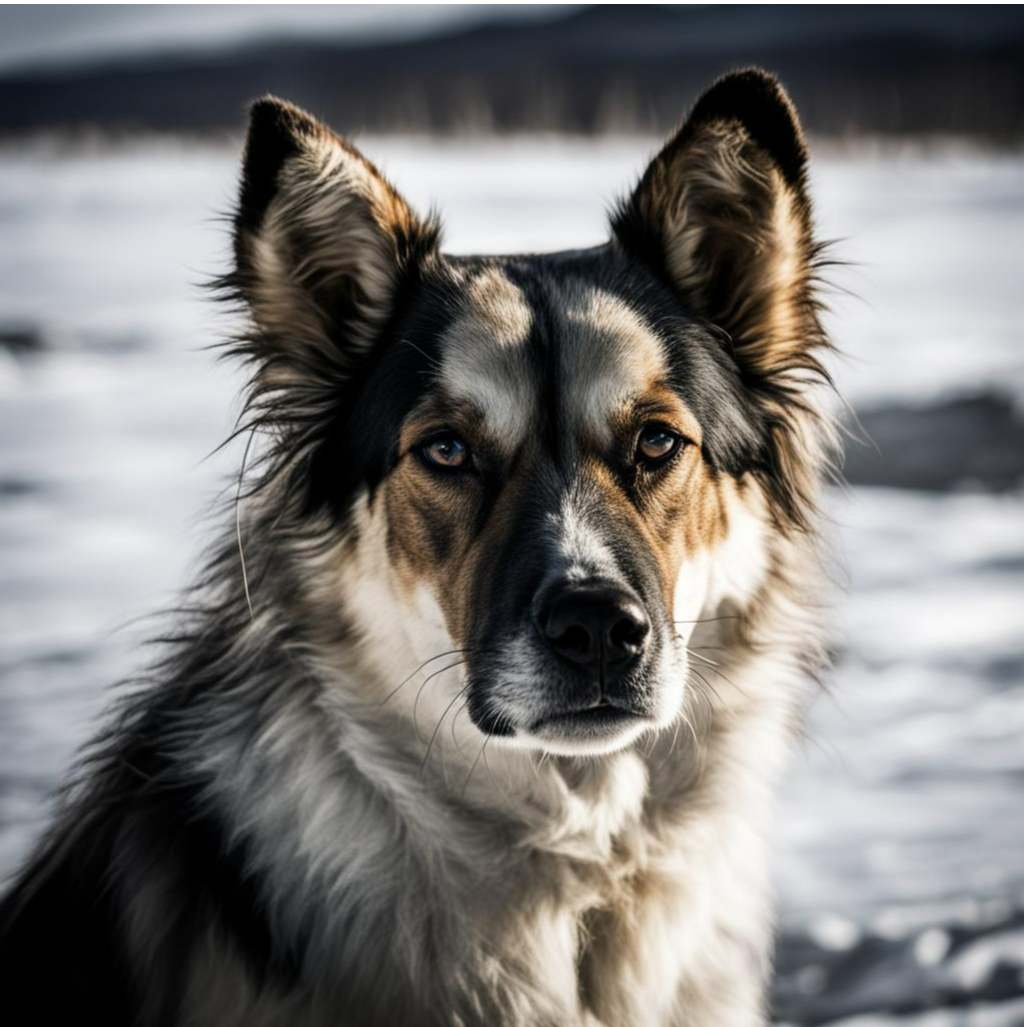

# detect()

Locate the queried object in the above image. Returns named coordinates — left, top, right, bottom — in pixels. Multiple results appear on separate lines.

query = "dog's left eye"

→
left=636, top=426, right=682, bottom=465
left=422, top=434, right=469, bottom=470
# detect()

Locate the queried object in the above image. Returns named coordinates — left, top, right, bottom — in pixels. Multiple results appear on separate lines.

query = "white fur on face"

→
left=672, top=550, right=713, bottom=646
left=706, top=480, right=771, bottom=609
left=671, top=480, right=772, bottom=646
left=558, top=283, right=666, bottom=441
left=438, top=268, right=535, bottom=444
left=331, top=492, right=487, bottom=765
left=553, top=489, right=621, bottom=584
left=438, top=277, right=666, bottom=453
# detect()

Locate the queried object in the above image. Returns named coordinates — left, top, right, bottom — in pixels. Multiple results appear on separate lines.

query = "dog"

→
left=0, top=68, right=836, bottom=1026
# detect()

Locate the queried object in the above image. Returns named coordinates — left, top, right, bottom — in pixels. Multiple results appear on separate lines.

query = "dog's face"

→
left=347, top=258, right=762, bottom=756
left=230, top=72, right=825, bottom=756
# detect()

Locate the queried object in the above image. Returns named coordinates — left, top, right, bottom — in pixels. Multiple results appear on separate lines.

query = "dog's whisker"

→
left=688, top=667, right=743, bottom=722
left=412, top=659, right=467, bottom=743
left=682, top=646, right=721, bottom=668
left=694, top=660, right=751, bottom=702
left=668, top=717, right=682, bottom=757
left=672, top=615, right=742, bottom=626
left=677, top=636, right=751, bottom=702
left=235, top=425, right=258, bottom=621
left=691, top=678, right=717, bottom=726
left=480, top=736, right=517, bottom=815
left=449, top=695, right=471, bottom=755
left=643, top=727, right=659, bottom=758
left=420, top=682, right=472, bottom=778
left=461, top=740, right=487, bottom=802
left=379, top=649, right=474, bottom=708
left=680, top=715, right=699, bottom=754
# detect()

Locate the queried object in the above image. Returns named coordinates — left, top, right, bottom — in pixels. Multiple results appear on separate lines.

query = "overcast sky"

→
left=0, top=5, right=581, bottom=73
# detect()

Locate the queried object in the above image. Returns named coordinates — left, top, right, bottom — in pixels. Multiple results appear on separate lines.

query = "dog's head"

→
left=228, top=70, right=829, bottom=757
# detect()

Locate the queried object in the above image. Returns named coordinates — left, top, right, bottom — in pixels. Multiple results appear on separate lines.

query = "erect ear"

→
left=231, top=96, right=440, bottom=400
left=612, top=69, right=824, bottom=387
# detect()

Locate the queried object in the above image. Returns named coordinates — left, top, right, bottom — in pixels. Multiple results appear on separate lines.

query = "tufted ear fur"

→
left=612, top=69, right=834, bottom=526
left=230, top=96, right=441, bottom=414
left=221, top=97, right=442, bottom=522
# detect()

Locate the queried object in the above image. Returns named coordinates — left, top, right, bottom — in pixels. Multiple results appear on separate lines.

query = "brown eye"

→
left=637, top=426, right=681, bottom=465
left=422, top=434, right=469, bottom=470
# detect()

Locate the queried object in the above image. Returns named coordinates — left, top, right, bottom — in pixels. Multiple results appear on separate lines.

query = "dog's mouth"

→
left=525, top=698, right=652, bottom=752
left=465, top=629, right=676, bottom=755
left=530, top=700, right=643, bottom=731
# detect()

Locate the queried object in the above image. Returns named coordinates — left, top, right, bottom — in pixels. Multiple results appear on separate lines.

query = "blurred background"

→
left=0, top=6, right=1021, bottom=1024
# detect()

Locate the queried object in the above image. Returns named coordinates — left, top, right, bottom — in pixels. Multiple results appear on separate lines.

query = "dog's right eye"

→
left=421, top=434, right=469, bottom=470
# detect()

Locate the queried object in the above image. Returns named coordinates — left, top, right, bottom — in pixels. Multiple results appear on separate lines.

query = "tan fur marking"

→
left=558, top=284, right=667, bottom=441
left=466, top=267, right=534, bottom=346
left=438, top=269, right=534, bottom=443
left=629, top=384, right=704, bottom=449
left=385, top=370, right=732, bottom=655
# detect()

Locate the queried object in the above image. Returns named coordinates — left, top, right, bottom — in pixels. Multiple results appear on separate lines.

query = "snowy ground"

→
left=0, top=138, right=1022, bottom=1023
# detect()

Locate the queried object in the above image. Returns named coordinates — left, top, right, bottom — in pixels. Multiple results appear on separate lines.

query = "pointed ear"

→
left=614, top=70, right=835, bottom=528
left=231, top=96, right=440, bottom=399
left=612, top=69, right=825, bottom=387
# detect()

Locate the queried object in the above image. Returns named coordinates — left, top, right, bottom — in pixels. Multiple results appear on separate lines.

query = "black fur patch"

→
left=236, top=97, right=311, bottom=241
left=306, top=264, right=463, bottom=516
left=0, top=644, right=306, bottom=1024
left=683, top=68, right=808, bottom=188
left=0, top=823, right=136, bottom=1023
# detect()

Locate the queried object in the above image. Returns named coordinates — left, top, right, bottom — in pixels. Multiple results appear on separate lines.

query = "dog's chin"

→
left=490, top=705, right=652, bottom=757
left=469, top=657, right=686, bottom=757
left=524, top=707, right=653, bottom=756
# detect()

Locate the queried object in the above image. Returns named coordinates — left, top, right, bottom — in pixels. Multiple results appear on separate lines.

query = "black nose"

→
left=539, top=583, right=650, bottom=678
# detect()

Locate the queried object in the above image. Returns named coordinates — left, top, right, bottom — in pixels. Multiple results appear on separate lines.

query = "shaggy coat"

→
left=0, top=69, right=836, bottom=1026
